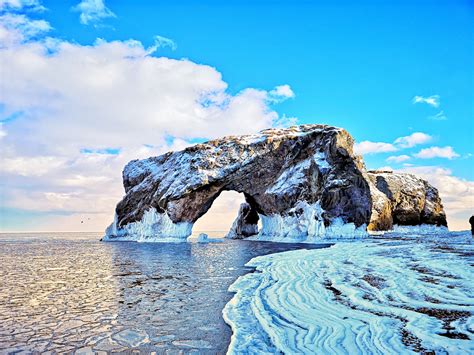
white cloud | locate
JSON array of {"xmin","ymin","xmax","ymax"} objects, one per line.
[
  {"xmin": 0, "ymin": 0, "xmax": 45, "ymax": 11},
  {"xmin": 354, "ymin": 141, "xmax": 398, "ymax": 155},
  {"xmin": 1, "ymin": 156, "xmax": 66, "ymax": 176},
  {"xmin": 73, "ymin": 0, "xmax": 115, "ymax": 25},
  {"xmin": 394, "ymin": 132, "xmax": 432, "ymax": 148},
  {"xmin": 0, "ymin": 13, "xmax": 51, "ymax": 45},
  {"xmin": 0, "ymin": 123, "xmax": 6, "ymax": 139},
  {"xmin": 397, "ymin": 166, "xmax": 474, "ymax": 231},
  {"xmin": 412, "ymin": 95, "xmax": 440, "ymax": 108},
  {"xmin": 355, "ymin": 131, "xmax": 433, "ymax": 156},
  {"xmin": 0, "ymin": 38, "xmax": 293, "ymax": 150},
  {"xmin": 413, "ymin": 146, "xmax": 460, "ymax": 160},
  {"xmin": 0, "ymin": 10, "xmax": 296, "ymax": 231},
  {"xmin": 386, "ymin": 155, "xmax": 411, "ymax": 163},
  {"xmin": 269, "ymin": 84, "xmax": 295, "ymax": 101},
  {"xmin": 429, "ymin": 110, "xmax": 447, "ymax": 121}
]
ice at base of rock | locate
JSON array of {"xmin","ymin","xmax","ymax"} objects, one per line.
[
  {"xmin": 252, "ymin": 201, "xmax": 367, "ymax": 242},
  {"xmin": 103, "ymin": 208, "xmax": 192, "ymax": 242},
  {"xmin": 197, "ymin": 233, "xmax": 209, "ymax": 242}
]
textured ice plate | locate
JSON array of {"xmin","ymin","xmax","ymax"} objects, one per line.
[{"xmin": 223, "ymin": 232, "xmax": 474, "ymax": 354}]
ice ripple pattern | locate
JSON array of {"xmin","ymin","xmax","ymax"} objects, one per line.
[{"xmin": 223, "ymin": 235, "xmax": 474, "ymax": 354}]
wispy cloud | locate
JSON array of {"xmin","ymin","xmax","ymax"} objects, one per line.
[
  {"xmin": 386, "ymin": 155, "xmax": 411, "ymax": 163},
  {"xmin": 429, "ymin": 110, "xmax": 447, "ymax": 121},
  {"xmin": 412, "ymin": 95, "xmax": 440, "ymax": 108},
  {"xmin": 0, "ymin": 13, "xmax": 51, "ymax": 44},
  {"xmin": 412, "ymin": 95, "xmax": 448, "ymax": 121},
  {"xmin": 413, "ymin": 146, "xmax": 460, "ymax": 160},
  {"xmin": 394, "ymin": 132, "xmax": 432, "ymax": 148},
  {"xmin": 0, "ymin": 123, "xmax": 6, "ymax": 139},
  {"xmin": 73, "ymin": 0, "xmax": 115, "ymax": 25},
  {"xmin": 147, "ymin": 35, "xmax": 177, "ymax": 52}
]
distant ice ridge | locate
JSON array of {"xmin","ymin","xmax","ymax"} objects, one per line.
[
  {"xmin": 103, "ymin": 208, "xmax": 192, "ymax": 242},
  {"xmin": 251, "ymin": 201, "xmax": 367, "ymax": 242},
  {"xmin": 224, "ymin": 234, "xmax": 474, "ymax": 354}
]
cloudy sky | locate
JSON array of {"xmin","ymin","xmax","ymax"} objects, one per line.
[{"xmin": 0, "ymin": 0, "xmax": 472, "ymax": 232}]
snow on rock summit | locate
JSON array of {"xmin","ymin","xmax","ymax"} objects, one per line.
[{"xmin": 104, "ymin": 125, "xmax": 446, "ymax": 242}]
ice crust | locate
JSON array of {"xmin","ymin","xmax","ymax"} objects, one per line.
[
  {"xmin": 103, "ymin": 208, "xmax": 192, "ymax": 242},
  {"xmin": 223, "ymin": 233, "xmax": 474, "ymax": 354},
  {"xmin": 103, "ymin": 205, "xmax": 448, "ymax": 244},
  {"xmin": 252, "ymin": 201, "xmax": 367, "ymax": 242},
  {"xmin": 105, "ymin": 201, "xmax": 368, "ymax": 242}
]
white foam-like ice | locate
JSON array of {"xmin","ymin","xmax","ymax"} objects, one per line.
[
  {"xmin": 103, "ymin": 208, "xmax": 193, "ymax": 242},
  {"xmin": 252, "ymin": 201, "xmax": 367, "ymax": 242},
  {"xmin": 224, "ymin": 234, "xmax": 474, "ymax": 354}
]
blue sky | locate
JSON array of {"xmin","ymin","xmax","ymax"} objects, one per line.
[
  {"xmin": 40, "ymin": 0, "xmax": 473, "ymax": 177},
  {"xmin": 0, "ymin": 0, "xmax": 472, "ymax": 231}
]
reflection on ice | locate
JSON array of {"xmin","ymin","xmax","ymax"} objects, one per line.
[{"xmin": 0, "ymin": 232, "xmax": 327, "ymax": 353}]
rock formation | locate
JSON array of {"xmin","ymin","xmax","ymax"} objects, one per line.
[
  {"xmin": 367, "ymin": 170, "xmax": 447, "ymax": 230},
  {"xmin": 104, "ymin": 124, "xmax": 447, "ymax": 242}
]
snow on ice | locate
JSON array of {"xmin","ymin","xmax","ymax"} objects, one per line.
[{"xmin": 223, "ymin": 232, "xmax": 474, "ymax": 354}]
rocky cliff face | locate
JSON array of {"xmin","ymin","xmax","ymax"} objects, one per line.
[
  {"xmin": 367, "ymin": 170, "xmax": 447, "ymax": 230},
  {"xmin": 104, "ymin": 125, "xmax": 447, "ymax": 242}
]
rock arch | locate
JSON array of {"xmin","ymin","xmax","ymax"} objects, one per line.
[{"xmin": 104, "ymin": 125, "xmax": 446, "ymax": 242}]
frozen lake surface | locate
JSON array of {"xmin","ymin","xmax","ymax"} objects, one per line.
[
  {"xmin": 225, "ymin": 231, "xmax": 474, "ymax": 354},
  {"xmin": 0, "ymin": 232, "xmax": 329, "ymax": 353}
]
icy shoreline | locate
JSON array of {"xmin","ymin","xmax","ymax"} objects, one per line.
[
  {"xmin": 102, "ymin": 209, "xmax": 193, "ymax": 242},
  {"xmin": 223, "ymin": 232, "xmax": 474, "ymax": 354}
]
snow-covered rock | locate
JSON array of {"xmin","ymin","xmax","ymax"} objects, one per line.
[
  {"xmin": 104, "ymin": 124, "xmax": 447, "ymax": 242},
  {"xmin": 367, "ymin": 170, "xmax": 447, "ymax": 231}
]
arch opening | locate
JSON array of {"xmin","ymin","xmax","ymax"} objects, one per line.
[{"xmin": 192, "ymin": 190, "xmax": 261, "ymax": 238}]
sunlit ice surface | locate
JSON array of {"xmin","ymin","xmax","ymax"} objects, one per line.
[
  {"xmin": 224, "ymin": 231, "xmax": 474, "ymax": 354},
  {"xmin": 0, "ymin": 232, "xmax": 329, "ymax": 353}
]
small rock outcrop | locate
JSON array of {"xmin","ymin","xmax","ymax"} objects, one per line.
[
  {"xmin": 225, "ymin": 203, "xmax": 259, "ymax": 239},
  {"xmin": 367, "ymin": 170, "xmax": 447, "ymax": 230},
  {"xmin": 104, "ymin": 124, "xmax": 447, "ymax": 242}
]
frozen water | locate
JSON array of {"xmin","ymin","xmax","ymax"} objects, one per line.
[
  {"xmin": 0, "ymin": 232, "xmax": 328, "ymax": 353},
  {"xmin": 224, "ymin": 231, "xmax": 474, "ymax": 354},
  {"xmin": 2, "ymin": 230, "xmax": 471, "ymax": 354}
]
